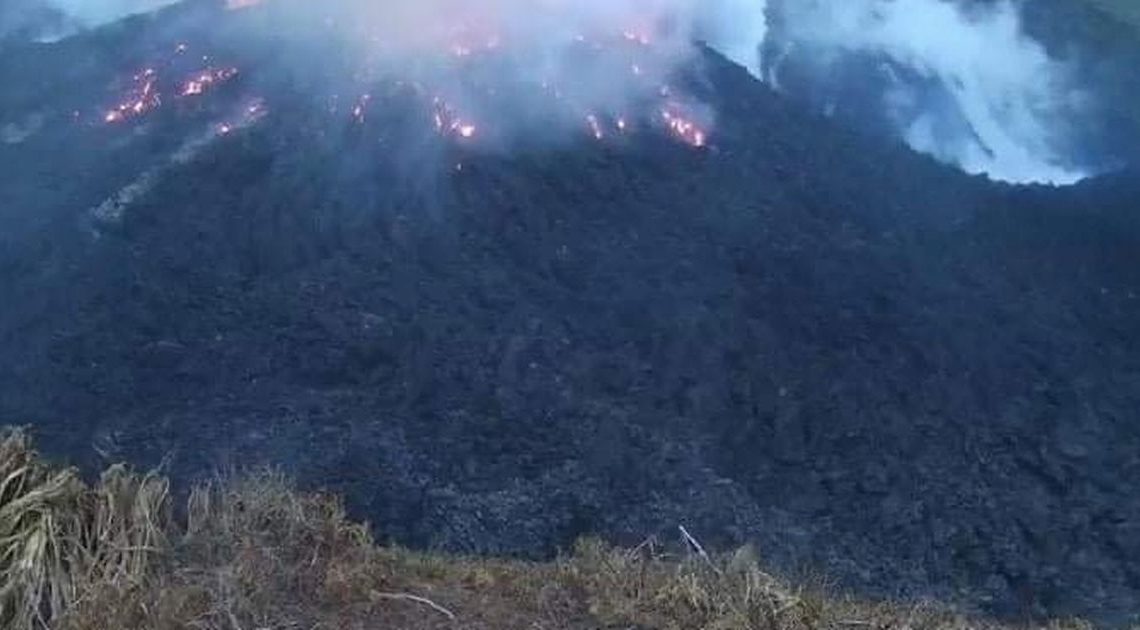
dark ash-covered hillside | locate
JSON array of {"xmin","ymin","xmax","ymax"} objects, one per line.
[{"xmin": 1, "ymin": 2, "xmax": 1138, "ymax": 624}]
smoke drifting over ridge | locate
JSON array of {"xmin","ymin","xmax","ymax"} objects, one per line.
[
  {"xmin": 764, "ymin": 0, "xmax": 1089, "ymax": 185},
  {"xmin": 3, "ymin": 0, "xmax": 1099, "ymax": 184}
]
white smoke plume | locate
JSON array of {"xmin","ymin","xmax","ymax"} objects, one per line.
[
  {"xmin": 764, "ymin": 0, "xmax": 1088, "ymax": 184},
  {"xmin": 219, "ymin": 0, "xmax": 766, "ymax": 148},
  {"xmin": 25, "ymin": 0, "xmax": 763, "ymax": 60},
  {"xmin": 4, "ymin": 0, "xmax": 1091, "ymax": 184},
  {"xmin": 319, "ymin": 0, "xmax": 1087, "ymax": 184}
]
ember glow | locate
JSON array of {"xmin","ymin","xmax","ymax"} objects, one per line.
[
  {"xmin": 97, "ymin": 39, "xmax": 245, "ymax": 127},
  {"xmin": 215, "ymin": 98, "xmax": 268, "ymax": 136},
  {"xmin": 180, "ymin": 67, "xmax": 239, "ymax": 97},
  {"xmin": 586, "ymin": 114, "xmax": 604, "ymax": 140},
  {"xmin": 104, "ymin": 68, "xmax": 160, "ymax": 123},
  {"xmin": 432, "ymin": 97, "xmax": 478, "ymax": 140},
  {"xmin": 196, "ymin": 0, "xmax": 719, "ymax": 146},
  {"xmin": 351, "ymin": 94, "xmax": 371, "ymax": 123},
  {"xmin": 660, "ymin": 104, "xmax": 707, "ymax": 148},
  {"xmin": 88, "ymin": 0, "xmax": 718, "ymax": 157}
]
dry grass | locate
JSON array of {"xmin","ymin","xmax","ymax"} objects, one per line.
[
  {"xmin": 0, "ymin": 429, "xmax": 168, "ymax": 630},
  {"xmin": 0, "ymin": 427, "xmax": 1098, "ymax": 630}
]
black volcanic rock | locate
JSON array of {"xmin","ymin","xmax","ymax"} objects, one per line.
[{"xmin": 1, "ymin": 5, "xmax": 1138, "ymax": 625}]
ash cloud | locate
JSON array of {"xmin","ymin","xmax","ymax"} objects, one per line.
[
  {"xmin": 762, "ymin": 0, "xmax": 1090, "ymax": 185},
  {"xmin": 244, "ymin": 0, "xmax": 1090, "ymax": 184},
  {"xmin": 1, "ymin": 0, "xmax": 1095, "ymax": 184},
  {"xmin": 219, "ymin": 0, "xmax": 758, "ymax": 149},
  {"xmin": 310, "ymin": 0, "xmax": 1090, "ymax": 184}
]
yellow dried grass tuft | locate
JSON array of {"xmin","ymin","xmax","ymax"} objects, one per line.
[
  {"xmin": 0, "ymin": 428, "xmax": 172, "ymax": 630},
  {"xmin": 1, "ymin": 427, "xmax": 1103, "ymax": 629}
]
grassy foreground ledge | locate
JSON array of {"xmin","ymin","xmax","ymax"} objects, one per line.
[{"xmin": 1, "ymin": 428, "xmax": 1090, "ymax": 630}]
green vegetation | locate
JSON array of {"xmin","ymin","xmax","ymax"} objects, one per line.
[{"xmin": 0, "ymin": 428, "xmax": 1093, "ymax": 630}]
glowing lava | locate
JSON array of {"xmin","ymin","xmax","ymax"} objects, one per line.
[
  {"xmin": 432, "ymin": 97, "xmax": 477, "ymax": 140},
  {"xmin": 180, "ymin": 67, "xmax": 239, "ymax": 97},
  {"xmin": 660, "ymin": 104, "xmax": 707, "ymax": 148},
  {"xmin": 104, "ymin": 68, "xmax": 160, "ymax": 123},
  {"xmin": 100, "ymin": 41, "xmax": 243, "ymax": 126},
  {"xmin": 90, "ymin": 4, "xmax": 714, "ymax": 155},
  {"xmin": 214, "ymin": 99, "xmax": 267, "ymax": 136},
  {"xmin": 352, "ymin": 94, "xmax": 372, "ymax": 123},
  {"xmin": 586, "ymin": 114, "xmax": 604, "ymax": 140}
]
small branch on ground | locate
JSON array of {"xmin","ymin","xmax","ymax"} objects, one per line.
[
  {"xmin": 678, "ymin": 525, "xmax": 720, "ymax": 574},
  {"xmin": 371, "ymin": 591, "xmax": 457, "ymax": 621}
]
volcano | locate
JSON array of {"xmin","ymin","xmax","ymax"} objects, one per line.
[{"xmin": 1, "ymin": 0, "xmax": 1139, "ymax": 624}]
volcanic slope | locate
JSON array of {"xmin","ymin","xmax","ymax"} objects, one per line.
[{"xmin": 1, "ymin": 3, "xmax": 1139, "ymax": 624}]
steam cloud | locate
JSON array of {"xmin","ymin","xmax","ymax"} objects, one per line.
[
  {"xmin": 764, "ymin": 0, "xmax": 1089, "ymax": 185},
  {"xmin": 3, "ymin": 0, "xmax": 1093, "ymax": 184},
  {"xmin": 223, "ymin": 0, "xmax": 760, "ymax": 148}
]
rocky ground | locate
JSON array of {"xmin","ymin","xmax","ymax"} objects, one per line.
[{"xmin": 0, "ymin": 2, "xmax": 1138, "ymax": 624}]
